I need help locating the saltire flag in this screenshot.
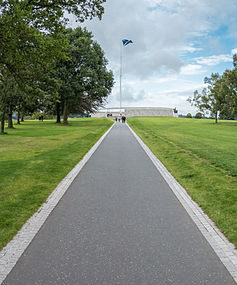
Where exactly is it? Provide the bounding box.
[122,39,133,46]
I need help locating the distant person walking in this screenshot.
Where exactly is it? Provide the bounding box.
[122,116,126,123]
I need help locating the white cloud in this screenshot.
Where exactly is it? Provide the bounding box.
[67,0,237,113]
[154,76,177,83]
[117,87,146,103]
[231,48,237,55]
[179,45,203,53]
[76,0,208,78]
[180,64,204,75]
[157,83,205,97]
[195,54,233,66]
[71,0,237,78]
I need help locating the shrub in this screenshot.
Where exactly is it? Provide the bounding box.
[195,112,202,119]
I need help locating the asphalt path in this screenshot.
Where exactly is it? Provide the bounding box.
[3,123,235,284]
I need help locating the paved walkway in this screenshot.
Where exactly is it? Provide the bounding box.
[3,123,236,284]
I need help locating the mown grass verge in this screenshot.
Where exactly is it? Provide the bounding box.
[0,118,113,250]
[127,117,237,247]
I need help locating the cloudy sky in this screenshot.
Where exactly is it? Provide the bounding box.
[69,0,237,115]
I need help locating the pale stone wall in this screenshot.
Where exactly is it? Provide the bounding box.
[124,107,174,117]
[91,107,176,118]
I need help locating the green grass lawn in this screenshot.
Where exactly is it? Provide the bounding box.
[128,117,237,246]
[0,118,113,250]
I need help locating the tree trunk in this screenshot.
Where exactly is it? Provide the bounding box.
[21,114,24,122]
[1,112,5,134]
[215,112,218,124]
[63,99,68,124]
[8,107,14,128]
[56,102,61,123]
[17,111,21,124]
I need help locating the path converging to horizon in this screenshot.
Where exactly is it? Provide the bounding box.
[3,123,235,284]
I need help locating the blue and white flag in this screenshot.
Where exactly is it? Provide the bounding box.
[122,39,133,46]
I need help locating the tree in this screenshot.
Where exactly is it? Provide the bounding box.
[218,65,237,120]
[187,73,221,123]
[0,8,67,132]
[0,0,107,133]
[55,27,114,124]
[186,113,192,118]
[188,55,237,124]
[0,0,106,77]
[195,112,202,119]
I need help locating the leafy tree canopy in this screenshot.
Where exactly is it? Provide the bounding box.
[0,0,107,132]
[188,56,237,124]
[55,27,114,124]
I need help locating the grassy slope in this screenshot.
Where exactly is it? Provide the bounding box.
[0,118,113,250]
[128,117,237,246]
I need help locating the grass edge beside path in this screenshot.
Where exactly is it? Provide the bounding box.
[127,117,237,248]
[0,118,113,250]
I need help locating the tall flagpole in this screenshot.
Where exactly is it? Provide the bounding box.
[120,40,122,114]
[120,39,133,115]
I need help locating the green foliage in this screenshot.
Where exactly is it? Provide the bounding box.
[0,118,113,250]
[128,117,237,246]
[55,27,114,124]
[187,73,221,123]
[0,0,107,131]
[188,56,237,123]
[195,112,202,119]
[186,113,192,118]
[218,67,237,119]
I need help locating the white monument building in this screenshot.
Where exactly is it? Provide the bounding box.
[91,107,178,118]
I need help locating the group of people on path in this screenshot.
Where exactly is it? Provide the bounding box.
[115,116,126,123]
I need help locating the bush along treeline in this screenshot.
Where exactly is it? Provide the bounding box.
[188,55,237,123]
[0,0,114,134]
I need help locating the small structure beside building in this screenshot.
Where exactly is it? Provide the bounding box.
[91,107,178,118]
